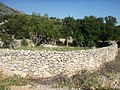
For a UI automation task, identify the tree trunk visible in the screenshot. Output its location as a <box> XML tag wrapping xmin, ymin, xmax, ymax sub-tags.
<box><xmin>65</xmin><ymin>38</ymin><xmax>68</xmax><ymax>46</ymax></box>
<box><xmin>34</xmin><ymin>38</ymin><xmax>42</xmax><ymax>46</ymax></box>
<box><xmin>80</xmin><ymin>42</ymin><xmax>83</xmax><ymax>47</ymax></box>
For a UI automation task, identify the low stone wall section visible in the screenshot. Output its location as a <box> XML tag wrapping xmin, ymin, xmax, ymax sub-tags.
<box><xmin>0</xmin><ymin>41</ymin><xmax>118</xmax><ymax>78</ymax></box>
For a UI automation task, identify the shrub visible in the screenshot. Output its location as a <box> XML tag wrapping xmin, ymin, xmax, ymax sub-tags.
<box><xmin>87</xmin><ymin>40</ymin><xmax>96</xmax><ymax>47</ymax></box>
<box><xmin>21</xmin><ymin>38</ymin><xmax>28</xmax><ymax>46</ymax></box>
<box><xmin>0</xmin><ymin>74</ymin><xmax>30</xmax><ymax>90</ymax></box>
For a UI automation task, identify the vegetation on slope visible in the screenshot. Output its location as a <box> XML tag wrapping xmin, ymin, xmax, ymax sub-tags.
<box><xmin>0</xmin><ymin>2</ymin><xmax>24</xmax><ymax>16</ymax></box>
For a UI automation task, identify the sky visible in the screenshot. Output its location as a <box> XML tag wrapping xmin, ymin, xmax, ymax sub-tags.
<box><xmin>0</xmin><ymin>0</ymin><xmax>120</xmax><ymax>25</ymax></box>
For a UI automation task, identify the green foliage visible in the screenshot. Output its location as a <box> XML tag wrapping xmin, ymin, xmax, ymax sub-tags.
<box><xmin>28</xmin><ymin>13</ymin><xmax>61</xmax><ymax>46</ymax></box>
<box><xmin>0</xmin><ymin>74</ymin><xmax>30</xmax><ymax>90</ymax></box>
<box><xmin>81</xmin><ymin>76</ymin><xmax>101</xmax><ymax>89</ymax></box>
<box><xmin>0</xmin><ymin>13</ymin><xmax>120</xmax><ymax>48</ymax></box>
<box><xmin>62</xmin><ymin>16</ymin><xmax>75</xmax><ymax>46</ymax></box>
<box><xmin>21</xmin><ymin>38</ymin><xmax>28</xmax><ymax>46</ymax></box>
<box><xmin>54</xmin><ymin>70</ymin><xmax>119</xmax><ymax>90</ymax></box>
<box><xmin>105</xmin><ymin>16</ymin><xmax>117</xmax><ymax>26</ymax></box>
<box><xmin>1</xmin><ymin>32</ymin><xmax>13</xmax><ymax>48</ymax></box>
<box><xmin>87</xmin><ymin>40</ymin><xmax>96</xmax><ymax>47</ymax></box>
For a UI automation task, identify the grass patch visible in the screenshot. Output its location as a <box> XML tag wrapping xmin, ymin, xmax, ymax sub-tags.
<box><xmin>51</xmin><ymin>70</ymin><xmax>119</xmax><ymax>90</ymax></box>
<box><xmin>15</xmin><ymin>45</ymin><xmax>90</xmax><ymax>51</ymax></box>
<box><xmin>0</xmin><ymin>74</ymin><xmax>32</xmax><ymax>90</ymax></box>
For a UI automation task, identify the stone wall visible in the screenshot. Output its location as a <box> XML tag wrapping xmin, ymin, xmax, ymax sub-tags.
<box><xmin>0</xmin><ymin>41</ymin><xmax>118</xmax><ymax>78</ymax></box>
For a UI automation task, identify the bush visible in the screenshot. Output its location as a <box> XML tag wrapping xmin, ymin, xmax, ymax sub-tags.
<box><xmin>0</xmin><ymin>74</ymin><xmax>30</xmax><ymax>90</ymax></box>
<box><xmin>87</xmin><ymin>40</ymin><xmax>96</xmax><ymax>47</ymax></box>
<box><xmin>21</xmin><ymin>38</ymin><xmax>28</xmax><ymax>46</ymax></box>
<box><xmin>3</xmin><ymin>40</ymin><xmax>10</xmax><ymax>48</ymax></box>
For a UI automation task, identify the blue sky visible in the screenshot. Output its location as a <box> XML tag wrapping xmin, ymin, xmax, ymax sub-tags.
<box><xmin>0</xmin><ymin>0</ymin><xmax>120</xmax><ymax>25</ymax></box>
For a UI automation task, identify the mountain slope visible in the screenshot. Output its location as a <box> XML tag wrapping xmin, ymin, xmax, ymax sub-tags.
<box><xmin>0</xmin><ymin>2</ymin><xmax>24</xmax><ymax>16</ymax></box>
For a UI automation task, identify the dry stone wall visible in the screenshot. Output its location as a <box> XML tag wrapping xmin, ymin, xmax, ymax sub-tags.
<box><xmin>0</xmin><ymin>41</ymin><xmax>118</xmax><ymax>78</ymax></box>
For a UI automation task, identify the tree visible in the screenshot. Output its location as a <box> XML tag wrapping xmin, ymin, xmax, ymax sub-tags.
<box><xmin>62</xmin><ymin>16</ymin><xmax>75</xmax><ymax>46</ymax></box>
<box><xmin>81</xmin><ymin>16</ymin><xmax>99</xmax><ymax>47</ymax></box>
<box><xmin>29</xmin><ymin>13</ymin><xmax>61</xmax><ymax>46</ymax></box>
<box><xmin>2</xmin><ymin>14</ymin><xmax>30</xmax><ymax>39</ymax></box>
<box><xmin>0</xmin><ymin>13</ymin><xmax>119</xmax><ymax>48</ymax></box>
<box><xmin>0</xmin><ymin>14</ymin><xmax>30</xmax><ymax>48</ymax></box>
<box><xmin>13</xmin><ymin>14</ymin><xmax>30</xmax><ymax>39</ymax></box>
<box><xmin>105</xmin><ymin>16</ymin><xmax>117</xmax><ymax>26</ymax></box>
<box><xmin>100</xmin><ymin>16</ymin><xmax>117</xmax><ymax>41</ymax></box>
<box><xmin>0</xmin><ymin>23</ymin><xmax>13</xmax><ymax>48</ymax></box>
<box><xmin>114</xmin><ymin>26</ymin><xmax>120</xmax><ymax>47</ymax></box>
<box><xmin>73</xmin><ymin>19</ymin><xmax>84</xmax><ymax>46</ymax></box>
<box><xmin>29</xmin><ymin>13</ymin><xmax>43</xmax><ymax>45</ymax></box>
<box><xmin>46</xmin><ymin>19</ymin><xmax>61</xmax><ymax>45</ymax></box>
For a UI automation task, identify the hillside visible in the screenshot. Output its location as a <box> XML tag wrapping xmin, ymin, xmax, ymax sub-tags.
<box><xmin>0</xmin><ymin>2</ymin><xmax>24</xmax><ymax>16</ymax></box>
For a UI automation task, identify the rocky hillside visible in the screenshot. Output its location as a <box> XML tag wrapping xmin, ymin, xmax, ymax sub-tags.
<box><xmin>0</xmin><ymin>2</ymin><xmax>24</xmax><ymax>16</ymax></box>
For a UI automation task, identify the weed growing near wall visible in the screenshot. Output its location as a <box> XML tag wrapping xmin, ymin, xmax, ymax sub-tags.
<box><xmin>0</xmin><ymin>74</ymin><xmax>31</xmax><ymax>90</ymax></box>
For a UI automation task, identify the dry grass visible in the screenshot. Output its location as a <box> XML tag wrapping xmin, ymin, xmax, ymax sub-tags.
<box><xmin>9</xmin><ymin>85</ymin><xmax>32</xmax><ymax>90</ymax></box>
<box><xmin>26</xmin><ymin>69</ymin><xmax>34</xmax><ymax>79</ymax></box>
<box><xmin>0</xmin><ymin>69</ymin><xmax>4</xmax><ymax>80</ymax></box>
<box><xmin>0</xmin><ymin>71</ymin><xmax>31</xmax><ymax>90</ymax></box>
